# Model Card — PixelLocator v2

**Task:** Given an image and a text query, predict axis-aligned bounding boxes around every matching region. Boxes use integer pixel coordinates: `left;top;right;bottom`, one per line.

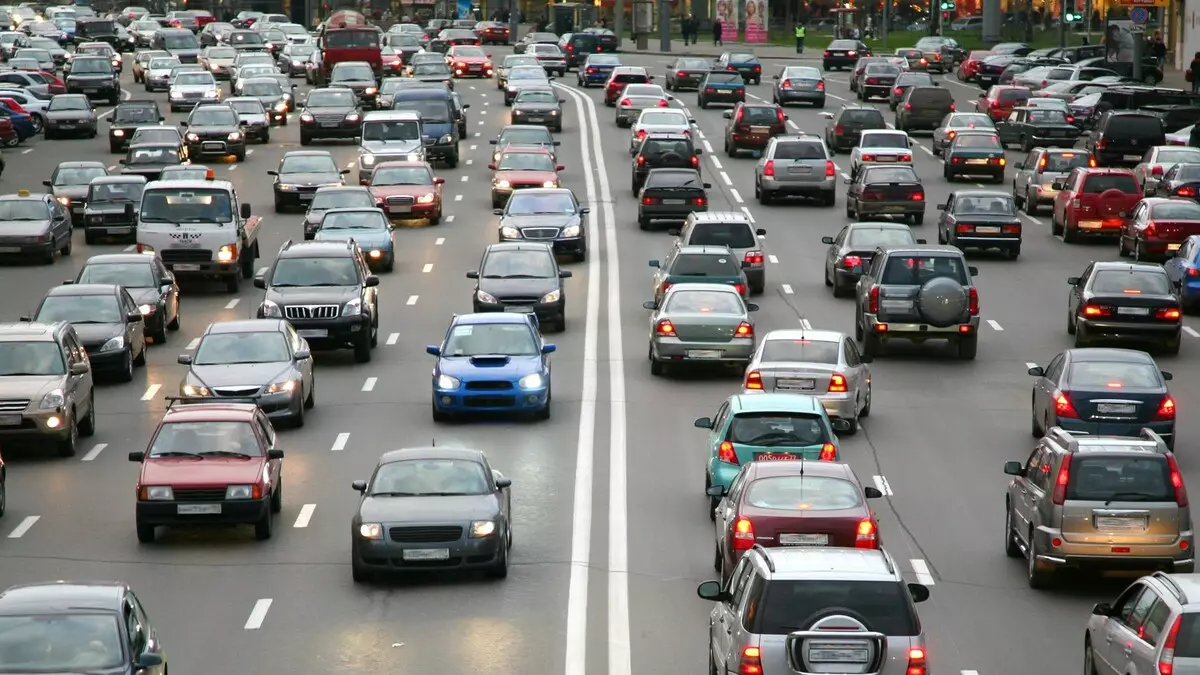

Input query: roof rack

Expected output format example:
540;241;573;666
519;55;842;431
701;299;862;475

1045;426;1170;453
750;544;776;572
1153;572;1188;603
164;395;258;408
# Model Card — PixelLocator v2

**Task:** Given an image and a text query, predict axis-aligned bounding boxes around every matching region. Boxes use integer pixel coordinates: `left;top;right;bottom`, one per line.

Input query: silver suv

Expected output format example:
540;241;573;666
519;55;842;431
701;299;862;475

753;134;836;206
669;212;766;294
1010;147;1093;215
697;545;930;675
1004;426;1193;589
1085;572;1200;675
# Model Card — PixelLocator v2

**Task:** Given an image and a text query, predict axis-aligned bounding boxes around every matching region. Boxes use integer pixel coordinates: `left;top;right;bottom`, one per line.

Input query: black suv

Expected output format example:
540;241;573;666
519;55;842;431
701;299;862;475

254;239;380;362
822;105;886;153
181;104;248;162
631;133;702;194
854;245;982;359
1086;110;1166;168
107;100;163;153
65;55;120;105
637;168;709;230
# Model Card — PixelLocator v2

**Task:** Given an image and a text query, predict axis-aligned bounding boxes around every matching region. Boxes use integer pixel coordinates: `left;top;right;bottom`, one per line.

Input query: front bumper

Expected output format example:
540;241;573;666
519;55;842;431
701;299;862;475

283;314;371;349
136;497;269;526
473;299;563;323
0;240;56;256
186;138;247;157
159;253;238;278
433;384;549;413
0;409;74;443
511;110;560;127
83;215;136;237
85;347;130;371
169;95;221;109
500;233;584;256
423;141;458;160
180;390;299;418
452;64;493;78
67;84;119;99
380;200;440;219
46;120;96;135
650;337;754;363
300;121;360;140
353;531;503;571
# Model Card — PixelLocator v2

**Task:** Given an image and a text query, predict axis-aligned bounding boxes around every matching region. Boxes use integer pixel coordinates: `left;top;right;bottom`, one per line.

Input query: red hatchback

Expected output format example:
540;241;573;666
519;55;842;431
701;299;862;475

710;460;882;581
1120;197;1200;260
976;85;1031;122
958;50;991;81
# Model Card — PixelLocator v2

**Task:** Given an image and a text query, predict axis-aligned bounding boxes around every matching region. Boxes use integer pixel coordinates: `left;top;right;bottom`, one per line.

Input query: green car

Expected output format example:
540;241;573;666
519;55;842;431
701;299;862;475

649;245;750;306
695;393;852;518
943;130;1007;183
994;106;1081;152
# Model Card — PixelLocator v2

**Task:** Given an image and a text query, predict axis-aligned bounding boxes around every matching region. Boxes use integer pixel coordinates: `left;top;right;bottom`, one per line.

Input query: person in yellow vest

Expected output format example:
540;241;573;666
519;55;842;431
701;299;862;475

794;23;805;53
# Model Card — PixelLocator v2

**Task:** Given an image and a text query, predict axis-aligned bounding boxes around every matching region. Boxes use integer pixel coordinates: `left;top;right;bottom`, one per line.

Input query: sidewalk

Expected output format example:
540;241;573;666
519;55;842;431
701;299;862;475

616;38;817;60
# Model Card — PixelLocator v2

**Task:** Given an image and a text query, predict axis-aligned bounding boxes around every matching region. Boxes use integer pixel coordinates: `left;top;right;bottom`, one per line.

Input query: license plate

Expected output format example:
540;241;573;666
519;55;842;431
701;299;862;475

1125;154;1142;161
663;199;686;205
202;142;223;151
1097;403;1137;414
0;247;19;253
84;88;97;93
881;299;912;310
780;533;828;546
1117;307;1150;316
809;648;870;664
975;226;1001;234
1097;516;1144;530
177;504;221;515
388;205;412;213
1169;243;1182;251
297;329;328;338
756;452;799;461
503;305;534;313
525;116;543;122
966;158;988;165
0;414;21;426
172;264;200;271
778;378;816;390
402;548;450;561
99;227;132;234
59;123;74;129
687;349;721;359
750;126;770;133
321;122;339;128
298;193;314;201
72;205;84;212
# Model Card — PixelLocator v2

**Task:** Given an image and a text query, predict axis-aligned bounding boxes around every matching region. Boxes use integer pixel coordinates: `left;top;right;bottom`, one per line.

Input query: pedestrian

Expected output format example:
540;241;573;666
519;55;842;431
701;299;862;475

794;21;805;53
712;18;722;45
681;14;692;45
1153;31;1166;65
1189;51;1200;93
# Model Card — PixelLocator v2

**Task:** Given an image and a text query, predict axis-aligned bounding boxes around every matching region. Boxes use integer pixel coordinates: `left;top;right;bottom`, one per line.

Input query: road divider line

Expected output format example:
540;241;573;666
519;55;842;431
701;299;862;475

469;144;477;150
293;504;315;528
422;263;433;273
185;337;200;350
435;237;445;245
224;298;239;309
730;188;744;204
6;516;38;538
460;175;469;182
841;172;851;181
107;164;117;171
81;443;107;462
1025;362;1038;370
767;254;779;264
918;144;933;156
962;671;980;675
800;318;813;329
720;172;732;186
141;384;160;401
466;159;474;165
986;319;1003;331
695;128;705;139
21;148;32;154
827;93;847;102
243;599;272;630
406;295;418;305
872;475;893;496
454;195;463;201
1185;326;1200;338
702;139;714;153
386;333;399;345
331;432;350;451
361;377;377;392
246;149;254;155
445;215;455;223
911;558;935;585
781;284;793;294
477;120;484;125
711;155;724;170
229;165;238;172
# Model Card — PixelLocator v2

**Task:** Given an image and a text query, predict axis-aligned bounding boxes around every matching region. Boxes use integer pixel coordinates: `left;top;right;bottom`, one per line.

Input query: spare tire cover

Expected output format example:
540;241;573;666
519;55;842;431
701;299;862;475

1095;188;1130;219
918;276;968;327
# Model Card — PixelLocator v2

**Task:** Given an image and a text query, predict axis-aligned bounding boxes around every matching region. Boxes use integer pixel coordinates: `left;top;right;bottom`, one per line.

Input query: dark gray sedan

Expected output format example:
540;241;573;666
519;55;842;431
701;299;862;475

495;187;587;261
350;446;512;581
44;160;109;226
44;94;98;139
510;88;563;132
665;57;711;92
119;143;183;182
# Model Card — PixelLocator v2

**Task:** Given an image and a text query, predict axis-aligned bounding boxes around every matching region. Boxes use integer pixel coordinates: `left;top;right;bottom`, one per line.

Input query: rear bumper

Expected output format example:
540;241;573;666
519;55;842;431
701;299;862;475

650;337;754;363
760;175;836;194
954;234;1021;248
864;312;980;340
1077;318;1180;340
640;203;706;222
1032;527;1193;572
856;202;924;218
776;90;823;104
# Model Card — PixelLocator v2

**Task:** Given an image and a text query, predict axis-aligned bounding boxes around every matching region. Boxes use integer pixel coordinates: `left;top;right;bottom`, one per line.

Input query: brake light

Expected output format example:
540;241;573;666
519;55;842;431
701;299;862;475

781;79;791;89
895;87;903;95
1160;614;1182;675
744;251;763;265
1066;115;1075;123
1088;156;1098;167
847;50;856;56
863;154;876;162
735;108;744;123
727;65;735;71
835;124;844;134
911;191;924;201
693;196;706;206
1054;390;1078;419
762;160;775;176
636;156;645;166
586;67;596;74
1051;453;1071;505
825;160;835;177
867;77;879;85
734;322;753;337
843;255;862;269
744;370;763;390
968;287;978;314
904;102;912;110
948;130;957;140
659;282;671;294
855;519;877;548
733;283;747;295
818;443;837;461
823;50;831;57
655;319;675;336
657;99;669;107
620;98;631;106
1156;395;1177;421
990;100;1001;109
718;441;739;464
1082;304;1111;317
949;103;956;111
907;647;928;675
776;109;785;125
816;81;825;91
1178;187;1197;197
1157;307;1182;320
1167;455;1189;507
636;129;647;140
690;154;699;168
676;70;688;77
738;646;762;675
752;65;761;72
1189;267;1200;277
829;373;848;393
1154;165;1165;176
641;196;657;205
868;286;879;313
705;87;716;93
732;517;755;551
1097;138;1107;150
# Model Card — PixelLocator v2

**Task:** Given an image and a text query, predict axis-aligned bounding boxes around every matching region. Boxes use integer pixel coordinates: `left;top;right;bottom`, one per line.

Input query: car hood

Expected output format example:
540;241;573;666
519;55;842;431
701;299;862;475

500;213;579;229
246;93;284;106
0;375;65;401
72;322;125;346
141;456;266;486
46;110;93;120
494;169;556;184
357;493;500;523
167;48;201;58
332;80;373;89
53;185;91;199
190;361;291;387
420;121;452;142
477;276;558;299
0;219;51;235
361;139;423;156
437;353;542;378
277;172;341;187
265;286;358;305
314;229;390;248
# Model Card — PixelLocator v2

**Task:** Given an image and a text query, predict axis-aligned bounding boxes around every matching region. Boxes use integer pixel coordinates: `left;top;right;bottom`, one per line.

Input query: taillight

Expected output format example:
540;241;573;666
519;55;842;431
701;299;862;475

763;160;774;176
894;87;903;95
863;154;876;162
1051;453;1071;505
781;78;791;89
816;81;825;91
732;517;755;551
744;370;762;390
1156;395;1177;421
911;191;924;201
733;283;747;295
738;646;762;675
968;287;979;315
657;99;668;107
899;154;912;162
835;124;844;134
1082;304;1112;317
1054;390;1078;418
843;255;862;269
659;282;671;295
693;196;706;206
620;98;631;106
1157;307;1182;320
752;65;761;72
636;129;647;140
690;155;699;168
818;443;837;461
676;70;687;77
855;519;877;548
868;286;879;313
1160;614;1182;675
735;108;744;123
1189;267;1200;277
1096;138;1107;150
636;156;645;166
586;67;596;74
904;102;912;110
949;102;956;111
1154;165;1164;176
655;319;675;336
641;196;657;205
829;373;848;393
825;160;835;177
1066;115;1075;123
948;130;957;140
1178;187;1197;197
718;440;739;464
726;65;735;71
907;647;928;675
823;50;831;56
1168;455;1188;507
744;251;763;265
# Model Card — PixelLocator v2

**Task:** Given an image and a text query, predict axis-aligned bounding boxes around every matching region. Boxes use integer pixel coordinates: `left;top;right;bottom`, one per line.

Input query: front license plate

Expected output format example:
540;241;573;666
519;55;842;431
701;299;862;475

1097;516;1144;530
172;264;201;271
297;329;328;338
1117;306;1150;316
202;142;222;152
84;88;97;93
1169;243;1182;251
809;648;870;664
663;199;686;205
503;305;534;313
525;116;543;122
177;504;221;515
0;415;21;426
403;548;450;561
780;533;828;546
687;349;721;359
966;158;988;165
0;247;19;253
321;122;339;128
756;452;799;461
59;123;74;129
388;205;412;213
298;193;314;201
778;378;816;390
975;226;1001;234
1097;403;1137;414
1125;154;1142;161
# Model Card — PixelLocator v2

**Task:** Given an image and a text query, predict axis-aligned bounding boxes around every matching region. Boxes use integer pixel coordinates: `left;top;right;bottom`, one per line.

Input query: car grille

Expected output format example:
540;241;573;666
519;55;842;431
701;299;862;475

464;381;513;391
385;195;415;205
521;227;559;239
214;386;260;397
162;249;213;263
183;91;202;99
389;525;463;542
90;212;133;225
0;399;28;413
284;305;339;320
312;112;346;125
511;182;544;190
173;487;228;501
501;296;540;305
464;395;517;407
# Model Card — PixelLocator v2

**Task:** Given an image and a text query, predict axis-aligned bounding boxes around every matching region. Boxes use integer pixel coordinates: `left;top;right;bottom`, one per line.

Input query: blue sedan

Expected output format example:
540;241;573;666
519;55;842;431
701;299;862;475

576;53;620;88
428;312;554;421
1164;233;1200;310
0;103;36;145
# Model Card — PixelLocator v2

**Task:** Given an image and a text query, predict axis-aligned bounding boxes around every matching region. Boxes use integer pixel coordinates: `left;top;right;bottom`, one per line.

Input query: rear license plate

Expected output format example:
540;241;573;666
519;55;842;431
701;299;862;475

172;264;200;271
788;165;812;173
882;205;906;212
966;158;988;165
503;306;534;313
881;300;912;310
1117;307;1149;316
1097;403;1137;414
403;548;450;560
750;126;770;133
663;199;686;205
177;504;221;515
809;647;870;664
0;415;21;426
756;452;799;461
1169;243;1182;250
1125;154;1142;161
0;247;19;253
297;329;328;338
975;226;1001;234
778;378;816;390
687;349;721;359
1096;516;1145;530
780;533;828;546
388;205;412;213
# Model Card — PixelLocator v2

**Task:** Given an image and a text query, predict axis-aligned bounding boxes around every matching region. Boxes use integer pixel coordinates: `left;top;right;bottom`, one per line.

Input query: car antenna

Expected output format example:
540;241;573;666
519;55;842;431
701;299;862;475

431;438;435;446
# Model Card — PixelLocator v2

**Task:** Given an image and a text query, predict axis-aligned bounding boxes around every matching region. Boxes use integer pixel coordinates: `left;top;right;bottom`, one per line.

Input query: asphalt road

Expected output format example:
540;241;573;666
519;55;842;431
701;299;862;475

0;51;1181;675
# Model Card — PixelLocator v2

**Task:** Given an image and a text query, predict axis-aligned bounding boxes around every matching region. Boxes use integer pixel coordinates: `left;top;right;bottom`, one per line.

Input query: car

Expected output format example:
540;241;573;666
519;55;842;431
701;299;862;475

822;38;870;70
30;283;147;381
749;133;835;207
931;111;994;156
512;30;557;54
181;103;247;161
119;142;183;182
177;319;314;426
0;581;167;672
1011;147;1093;215
578;53;622;87
631;133;702;194
45;160;109;226
427;312;553;421
1005;426;1188;589
1088;110;1167;168
936;190;1022;258
721;102;785;157
943;130;1006;182
312;207;395;271
710;459;883;580
496;54;539;88
355;110;427;182
301;186;375;239
298;87;362;145
1150;161;1200;201
1119;197;1200;261
80;175;144;244
1066;261;1183;353
468;242;571;331
158;164;213;181
128;125;185;155
628;108;693;154
409;59;455;88
0;321;95;456
269;150;348;212
847;56;892;93
1133;146;1200;196
495;187;587;261
644;282;757;376
490;124;559;163
129;399;284;541
474;20;511;44
167;69;220;112
366;160;445;225
854;245;981;359
350;446;512;580
771;65;824;107
975;84;1031;121
429;28;479;53
510;88;563;131
857;62;902;102
844;164;926;224
526;43;566;76
994;106;1082;153
236;76;290;124
225;96;271;142
822;222;924;296
106;99;163;152
696;70;744;109
895;46;928;70
143;55;180;91
1085;573;1200;675
649;244;749;307
821;105;886;154
488;147;561;208
1051;167;1141;242
446;43;493;78
502;65;552;105
849;129;913;179
896;85;956;132
602;66;652;106
42;92;95;138
73;252;178;342
613;83;671;128
885;71;935;111
14;47;54;73
669;212;765;293
64;54;119;103
201;44;236;77
716;50;762;83
637;168;708;230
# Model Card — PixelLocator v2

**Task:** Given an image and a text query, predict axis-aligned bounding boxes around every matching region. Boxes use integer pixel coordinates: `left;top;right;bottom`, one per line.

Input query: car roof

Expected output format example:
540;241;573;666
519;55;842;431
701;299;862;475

0;322;62;341
760;547;899;581
486;241;554;254
1066;347;1156;364
1092;261;1165;273
378;446;486;465
281;150;333;159
665;282;743;295
952;189;1011;198
46;283;117;297
84;253;154;265
55;161;107;169
91;175;146;184
848;221;912;231
748;458;854;480
729;393;825;413
453;312;536;327
761;328;845;343
878;244;963;255
162;401;259;422
0;582;127;613
205;319;286;335
144;179;231;191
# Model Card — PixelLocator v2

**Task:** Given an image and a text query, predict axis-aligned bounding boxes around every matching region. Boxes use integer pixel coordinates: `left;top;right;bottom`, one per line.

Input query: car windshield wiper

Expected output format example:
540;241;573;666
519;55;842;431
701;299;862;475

498;274;545;279
295;282;352;287
62;319;115;324
197;450;254;458
150;451;201;458
370;491;420;497
425;491;478;496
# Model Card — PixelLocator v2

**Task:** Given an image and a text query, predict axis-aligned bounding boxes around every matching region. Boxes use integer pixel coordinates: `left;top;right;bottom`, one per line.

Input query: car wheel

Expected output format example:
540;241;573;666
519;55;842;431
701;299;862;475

271;478;282;513
117;349;134;382
56;413;77;457
79;393;96;437
1004;502;1022;557
1084;640;1099;675
135;520;155;543
1027;535;1052;588
254;508;273;540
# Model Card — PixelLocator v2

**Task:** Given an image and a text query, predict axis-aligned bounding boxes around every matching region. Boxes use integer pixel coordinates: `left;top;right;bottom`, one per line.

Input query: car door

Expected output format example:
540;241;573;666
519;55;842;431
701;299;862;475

1015;148;1040;195
842;337;866;410
708;400;731;467
50;198;70;243
996;110;1020;144
1010;445;1043;536
1164;237;1193;289
1054;168;1079;221
284;322;312;391
1130;596;1174;675
826;225;847;277
712;554;752;674
118;288;144;349
1104;583;1158;674
64;330;91;418
938;193;955;241
127;591;164;672
1068;262;1093;319
153;258;179;323
1033;352;1064;419
255;410;281;485
1125;201;1149;244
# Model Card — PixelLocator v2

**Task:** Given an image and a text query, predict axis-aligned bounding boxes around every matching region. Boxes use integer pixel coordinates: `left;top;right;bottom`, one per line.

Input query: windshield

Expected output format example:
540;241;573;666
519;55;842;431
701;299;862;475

229;99;264;115
949;114;993;128
372;166;431;185
479;248;558;278
307;90;355;107
443;322;539;356
370;458;489;496
321;210;387;231
1081;173;1138;193
189;108;237;125
516;91;557;105
231;31;264;44
747;475;862;511
49;97;88;112
499;129;552;146
0;614;124;671
664;290;742;313
141;188;232;222
16;49;49;62
241;81;282;96
956;195;1015;214
955;134;1001;149
670;253;738;276
503;56;539;67
332;63;374;81
114;106;158;123
206;46;236;58
396;98;449;122
689;223;756;248
361;120;419;141
77;262;154;287
149;58;179;69
70;58;111;74
760;338;839;363
861;132;908;149
454;46;485;58
289;45;315;56
311;190;373;210
496;152;554;171
637;111;685;126
1092;269;1171;295
756;580;920;636
281;155;337;174
36;293;121;323
390;36;418;48
271;257;358;286
509;68;546;80
412;63;450;76
728;412;827;446
90;181;143;202
324;29;379;48
148;421;260;458
163;33;198;49
507;192;574;215
128;147;181;164
194;331;289;365
54;167;106;186
130;129;180;145
0;200;48;220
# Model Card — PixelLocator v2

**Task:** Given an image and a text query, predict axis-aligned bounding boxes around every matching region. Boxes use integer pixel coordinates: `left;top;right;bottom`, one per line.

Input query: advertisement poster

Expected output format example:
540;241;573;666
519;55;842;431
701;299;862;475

456;0;471;18
714;0;738;41
744;0;767;41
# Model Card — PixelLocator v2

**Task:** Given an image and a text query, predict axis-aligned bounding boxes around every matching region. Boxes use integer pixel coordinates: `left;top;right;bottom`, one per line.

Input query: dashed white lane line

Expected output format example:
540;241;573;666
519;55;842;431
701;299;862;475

799;318;813;329
730;188;743;204
787;120;799;131
293;504;315;528
469;144;477;150
445;215;455;223
469;85;476;90
911;558;935;585
460;175;469;182
720;172;732;186
962;671;980;675
767;254;779;264
406;294;419;305
422;263;433;273
1025;362;1038;371
741;206;755;223
362;377;377;392
228;165;238;172
107;164;117;171
81;442;107;462
477;120;484;125
435;237;445;245
483;101;489;106
1020;214;1040;227
872;475;894;496
702;139;713;153
141;384;161;401
386;332;399;345
331;432;350;451
986;319;1003;331
244;599;272;630
827;93;847;102
454;194;463;201
840;172;851;181
710;155;724;170
246;149;254;155
466;159;474;166
7;516;38;539
224;298;239;309
21;148;31;154
123;244;136;252
185;337;200;350
918;144;934;156
1185;326;1200;338
781;283;794;294
474;132;481;138
695;128;706;139
256;266;268;276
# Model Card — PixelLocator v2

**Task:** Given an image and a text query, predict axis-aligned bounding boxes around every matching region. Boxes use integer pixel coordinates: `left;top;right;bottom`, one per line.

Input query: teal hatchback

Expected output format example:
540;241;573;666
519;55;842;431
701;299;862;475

695;393;852;517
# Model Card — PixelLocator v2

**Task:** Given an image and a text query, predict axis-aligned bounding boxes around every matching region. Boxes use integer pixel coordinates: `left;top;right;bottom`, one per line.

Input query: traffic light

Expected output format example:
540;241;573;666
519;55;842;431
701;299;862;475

1063;11;1078;21
939;1;954;10
942;10;951;21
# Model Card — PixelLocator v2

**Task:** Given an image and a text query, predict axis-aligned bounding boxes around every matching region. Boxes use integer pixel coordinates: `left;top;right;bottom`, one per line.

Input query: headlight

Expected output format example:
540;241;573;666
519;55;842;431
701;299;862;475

470;520;496;537
406;152;422;161
561;224;581;237
282;92;292;100
274;101;287;111
358;522;383;539
291;60;302;67
365;86;377;95
343;297;362;316
100;336;124;353
112;129;125;137
345;113;360;122
368;249;382;258
495;179;511;189
361;153;375;166
265;380;296;394
227;132;241;141
417;192;435;204
143;486;174;501
540;289;561;303
500;225;520;239
542;180;558;188
438;134;452;144
518;373;544;390
186;132;200;141
181;383;210;396
513;109;524;115
436;373;460;389
56;196;69;205
138;303;155;315
225;484;254;499
259;299;282;318
205;89;218;97
38;388;63;410
278;184;296;191
476;289;498;303
550;110;558;116
300;112;313;122
216;244;236;261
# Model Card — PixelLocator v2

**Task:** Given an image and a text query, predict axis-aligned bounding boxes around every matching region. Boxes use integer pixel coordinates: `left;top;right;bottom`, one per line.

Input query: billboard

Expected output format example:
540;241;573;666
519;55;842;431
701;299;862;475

745;0;767;41
714;0;737;41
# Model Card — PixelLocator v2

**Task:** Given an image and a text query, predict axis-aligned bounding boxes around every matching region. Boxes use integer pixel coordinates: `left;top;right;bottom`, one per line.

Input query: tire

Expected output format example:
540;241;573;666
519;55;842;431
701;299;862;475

1027;536;1052;589
354;332;372;363
958;335;978;360
1025;189;1039;215
151;319;167;345
79;394;95;437
1165;332;1182;355
1004;502;1022;557
84;228;97;245
254;508;272;540
861;331;880;358
136;520;155;543
56;414;77;457
274;197;285;213
167;309;180;331
117;349;134;382
485;538;509;578
270;478;282;513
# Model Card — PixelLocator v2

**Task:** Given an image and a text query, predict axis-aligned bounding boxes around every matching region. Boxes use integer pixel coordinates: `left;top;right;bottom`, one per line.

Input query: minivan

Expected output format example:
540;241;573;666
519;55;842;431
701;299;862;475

152;27;201;63
895;86;955;131
392;88;460;167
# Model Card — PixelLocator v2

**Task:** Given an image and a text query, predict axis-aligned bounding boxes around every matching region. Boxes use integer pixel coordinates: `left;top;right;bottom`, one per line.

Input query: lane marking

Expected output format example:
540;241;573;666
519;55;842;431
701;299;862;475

466;159;474;165
841;172;851;181
1185;326;1200;338
962;671;980;675
781;283;793;294
460;175;469;182
331;432;350;451
741;206;755;223
246;149;254;155
435;237;445;245
873;475;893;496
695;128;705;139
7;516;38;539
256;266;268;276
800;318;813;329
81;443;107;462
386;333;399;345
474;132;481;137
422;263;433;273
730;188;743;204
123;245;136;252
469;144;477;150
767;254;779;264
406;295;419;305
454;194;463;201
702;139;713;153
141;384;160;401
362;377;377;392
224;298;240;309
243;599;272;630
445;215;455;223
918;144;934;156
228;165;238;172
477;120;484;125
710;155;724;170
911;558;935;585
21;148;32;154
986;319;1003;331
185;337;200;350
720;172;732;186
107;165;117;171
293;504;315;528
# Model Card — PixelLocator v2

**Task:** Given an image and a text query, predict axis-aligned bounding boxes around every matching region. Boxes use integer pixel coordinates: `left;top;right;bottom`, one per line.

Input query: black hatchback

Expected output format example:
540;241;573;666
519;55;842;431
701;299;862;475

631;134;703;194
637;168;710;230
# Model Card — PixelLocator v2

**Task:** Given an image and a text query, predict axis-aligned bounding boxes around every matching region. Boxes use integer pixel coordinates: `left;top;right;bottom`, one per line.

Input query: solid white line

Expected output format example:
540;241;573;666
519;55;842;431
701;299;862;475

293;504;315;528
740;206;755;223
695;128;706;139
81;443;107;462
361;377;377;392
7;516;38;538
781;284;793;294
185;337;200;350
422;263;433;273
730;188;743;204
720;172;732;186
386;333;399;345
224;298;240;309
767;254;779;264
454;194;463;201
331;432;349;451
710;155;724;170
141;384;160;401
445;215;455;223
986;319;1003;331
919;144;934;156
246;149;254;155
872;475;893;496
1185;326;1200;338
460;175;469;182
1025;362;1039;370
435;237;445;245
243;599;272;630
406;295;418;305
911;558;935;585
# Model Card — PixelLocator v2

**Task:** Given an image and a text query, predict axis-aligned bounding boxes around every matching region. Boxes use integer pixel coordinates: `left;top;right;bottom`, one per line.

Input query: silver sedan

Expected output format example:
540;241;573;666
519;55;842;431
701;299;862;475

644;283;757;376
615;83;673;128
167;71;222;112
1133;146;1200;196
628;108;693;154
742;329;872;433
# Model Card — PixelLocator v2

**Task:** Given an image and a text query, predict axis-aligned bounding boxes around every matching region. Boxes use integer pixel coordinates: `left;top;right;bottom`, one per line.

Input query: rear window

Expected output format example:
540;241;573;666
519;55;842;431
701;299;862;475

865;64;901;75
1176;164;1200;181
688;222;756;248
707;72;741;83
773;141;825;160
729;52;757;63
1151;202;1200;220
745;476;862;511
955;134;1001;149
840;109;885;124
642;139;693;157
1043;152;1090;173
956;195;1015;214
862;166;919;183
727;412;827;446
664;290;742;314
614;73;648;83
881;255;969;285
645;170;702;188
911;88;953;103
1108;115;1163;138
759;339;839;363
997;89;1029;101
1170;615;1200;657
1081;173;1138;194
1067;361;1161;389
755;580;920;636
670;252;738;276
740;106;779;124
849;228;914;247
1092;269;1171;295
1066;455;1173;502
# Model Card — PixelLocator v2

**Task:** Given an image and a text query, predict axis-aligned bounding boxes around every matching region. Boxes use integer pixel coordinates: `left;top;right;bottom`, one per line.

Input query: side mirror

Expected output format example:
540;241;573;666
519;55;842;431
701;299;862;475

1027;365;1045;376
648;259;659;267
425;345;441;356
695;148;703;155
556;165;565;171
351;479;367;492
553;141;561;146
559;270;572;278
696;580;728;602
495;477;512;489
864;487;883;498
755;228;766;236
1067;276;1080;286
493;208;504;215
294;349;310;361
1092;602;1113;617
1004;460;1024;476
239;120;249;126
706;485;726;497
642;300;657;310
42;179;50;186
821;236;834;244
820;112;834;119
689;118;697;124
745;303;759;312
69;361;89;375
703;182;712;188
466;270;479;279
1051;181;1063;190
177;354;193;365
128;451;145;462
559;98;566;103
844;178;852;185
266;170;278;176
694;416;713;429
489;139;498;144
831;419;853;432
180;121;188;127
126;310;143;323
340;169;351;175
907;583;930;603
968;266;979;277
487;163;496;169
18;316;29;322
364;275;380;287
360;179;369;186
266;449;285;459
158;116;164;122
772;74;779;79
542;343;556;354
1162;370;1174;381
434;177;445;184
253;276;266;289
936;204;945;210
